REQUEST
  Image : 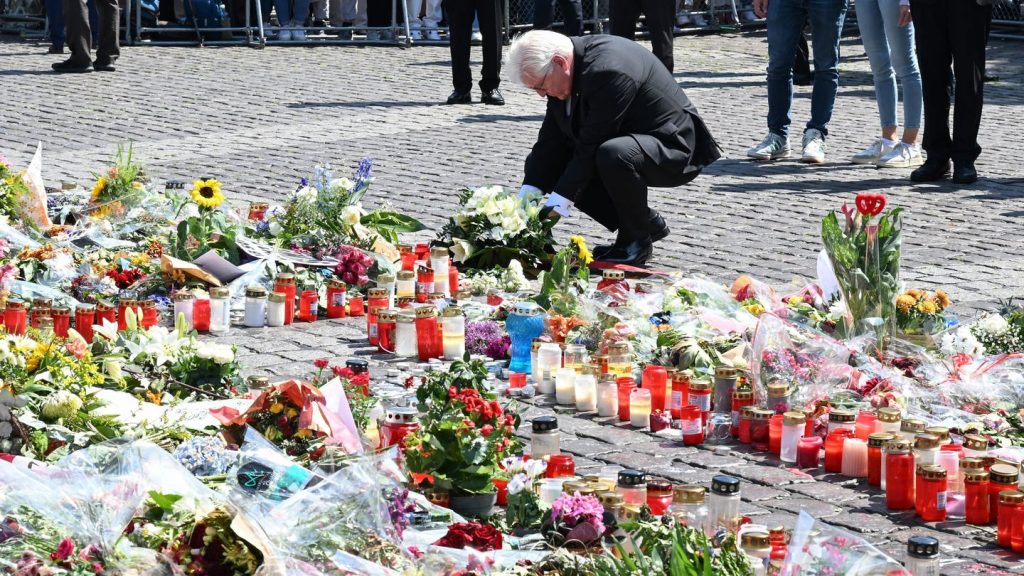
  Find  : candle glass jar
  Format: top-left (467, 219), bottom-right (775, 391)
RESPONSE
top-left (74, 304), bottom-right (95, 342)
top-left (875, 407), bottom-right (902, 435)
top-left (555, 367), bottom-right (577, 406)
top-left (768, 414), bottom-right (784, 455)
top-left (669, 485), bottom-right (710, 536)
top-left (617, 377), bottom-right (635, 422)
top-left (739, 532), bottom-right (772, 576)
top-left (142, 299), bottom-right (158, 329)
top-left (192, 299), bottom-right (211, 332)
top-left (394, 311), bottom-right (418, 357)
top-left (564, 344), bottom-right (588, 373)
top-left (414, 306), bottom-right (441, 361)
top-left (827, 408), bottom-right (856, 435)
top-left (739, 406), bottom-right (755, 444)
top-left (546, 454), bottom-right (575, 478)
top-left (377, 310), bottom-right (397, 353)
top-left (731, 389), bottom-right (754, 437)
top-left (797, 436), bottom-right (823, 468)
top-left (267, 292), bottom-right (286, 327)
top-left (841, 438), bottom-right (869, 478)
top-left (531, 416), bottom-right (560, 458)
top-left (914, 433), bottom-right (941, 466)
top-left (709, 475), bottom-right (741, 533)
top-left (606, 342), bottom-right (632, 378)
top-left (209, 287), bottom-right (231, 333)
top-left (415, 266), bottom-right (434, 303)
top-left (989, 465), bottom-right (1020, 524)
top-left (397, 244), bottom-right (415, 271)
top-left (629, 388), bottom-right (652, 428)
top-left (997, 491), bottom-right (1023, 547)
top-left (396, 270), bottom-right (416, 300)
top-left (244, 286), bottom-right (268, 328)
top-left (326, 279), bottom-right (347, 318)
top-left (575, 374), bottom-right (597, 412)
top-left (688, 378), bottom-right (712, 425)
top-left (616, 470), bottom-right (647, 507)
top-left (712, 365), bottom-right (736, 414)
top-left (366, 288), bottom-right (389, 342)
top-left (448, 262), bottom-right (459, 297)
top-left (765, 382), bottom-right (791, 415)
top-left (430, 247), bottom-right (450, 296)
top-left (670, 371), bottom-right (689, 420)
top-left (644, 365), bottom-right (669, 413)
top-left (824, 429), bottom-right (853, 473)
top-left (646, 481), bottom-right (673, 516)
top-left (537, 342), bottom-right (563, 396)
top-left (380, 406), bottom-right (420, 449)
top-left (886, 442), bottom-right (916, 510)
top-left (867, 433), bottom-right (895, 486)
top-left (749, 408), bottom-right (773, 452)
top-left (936, 448), bottom-right (964, 519)
top-left (965, 470), bottom-right (991, 525)
top-left (680, 405), bottom-right (704, 446)
top-left (598, 269), bottom-right (629, 294)
top-left (172, 292), bottom-right (195, 330)
top-left (507, 303), bottom-right (546, 374)
top-left (905, 536), bottom-right (940, 576)
top-left (780, 411), bottom-right (805, 463)
top-left (273, 273), bottom-right (296, 325)
top-left (597, 375), bottom-right (619, 417)
top-left (96, 300), bottom-right (116, 326)
top-left (854, 411), bottom-right (877, 441)
top-left (441, 306), bottom-right (466, 360)
top-left (51, 306), bottom-right (71, 338)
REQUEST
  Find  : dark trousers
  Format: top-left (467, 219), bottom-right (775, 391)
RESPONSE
top-left (64, 0), bottom-right (118, 65)
top-left (576, 134), bottom-right (697, 239)
top-left (910, 0), bottom-right (991, 163)
top-left (47, 0), bottom-right (97, 48)
top-left (609, 0), bottom-right (675, 73)
top-left (533, 0), bottom-right (583, 36)
top-left (794, 23), bottom-right (810, 78)
top-left (447, 0), bottom-right (502, 93)
top-left (368, 0), bottom-right (392, 27)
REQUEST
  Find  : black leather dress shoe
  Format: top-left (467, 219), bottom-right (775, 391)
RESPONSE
top-left (481, 88), bottom-right (505, 105)
top-left (594, 211), bottom-right (670, 258)
top-left (446, 90), bottom-right (471, 105)
top-left (952, 162), bottom-right (978, 184)
top-left (48, 45), bottom-right (64, 54)
top-left (595, 237), bottom-right (653, 267)
top-left (52, 59), bottom-right (92, 73)
top-left (93, 60), bottom-right (116, 72)
top-left (910, 158), bottom-right (951, 183)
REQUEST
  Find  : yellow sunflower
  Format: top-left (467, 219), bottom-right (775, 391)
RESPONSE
top-left (917, 299), bottom-right (938, 315)
top-left (91, 176), bottom-right (108, 201)
top-left (934, 290), bottom-right (951, 310)
top-left (190, 179), bottom-right (225, 209)
top-left (569, 235), bottom-right (593, 265)
top-left (896, 294), bottom-right (916, 313)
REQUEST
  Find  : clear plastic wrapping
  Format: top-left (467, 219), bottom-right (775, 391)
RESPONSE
top-left (780, 511), bottom-right (906, 575)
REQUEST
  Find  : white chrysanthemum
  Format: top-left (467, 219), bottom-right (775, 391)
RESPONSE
top-left (40, 390), bottom-right (83, 420)
top-left (940, 326), bottom-right (985, 356)
top-left (977, 313), bottom-right (1010, 336)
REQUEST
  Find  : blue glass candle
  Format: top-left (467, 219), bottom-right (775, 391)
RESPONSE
top-left (506, 302), bottom-right (546, 374)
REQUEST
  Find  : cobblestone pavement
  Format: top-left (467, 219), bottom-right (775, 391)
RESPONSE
top-left (2, 30), bottom-right (1023, 573)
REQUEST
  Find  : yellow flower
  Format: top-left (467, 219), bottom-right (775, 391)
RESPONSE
top-left (295, 428), bottom-right (313, 439)
top-left (917, 300), bottom-right (938, 315)
top-left (744, 303), bottom-right (766, 316)
top-left (569, 235), bottom-right (593, 265)
top-left (269, 402), bottom-right (284, 414)
top-left (906, 289), bottom-right (924, 300)
top-left (130, 253), bottom-right (151, 266)
top-left (91, 176), bottom-right (107, 201)
top-left (190, 179), bottom-right (225, 210)
top-left (934, 290), bottom-right (950, 310)
top-left (285, 408), bottom-right (299, 418)
top-left (896, 294), bottom-right (916, 313)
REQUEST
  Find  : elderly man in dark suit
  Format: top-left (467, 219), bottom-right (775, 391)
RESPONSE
top-left (507, 31), bottom-right (720, 266)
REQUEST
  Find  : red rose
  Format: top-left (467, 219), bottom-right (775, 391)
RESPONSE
top-left (481, 424), bottom-right (494, 437)
top-left (470, 523), bottom-right (502, 551)
top-left (448, 386), bottom-right (458, 399)
top-left (51, 537), bottom-right (75, 562)
top-left (462, 419), bottom-right (475, 428)
top-left (313, 359), bottom-right (329, 370)
top-left (331, 365), bottom-right (347, 377)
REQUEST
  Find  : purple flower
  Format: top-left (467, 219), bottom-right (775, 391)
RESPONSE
top-left (352, 157), bottom-right (373, 192)
top-left (484, 335), bottom-right (511, 360)
top-left (300, 177), bottom-right (309, 187)
top-left (465, 321), bottom-right (505, 356)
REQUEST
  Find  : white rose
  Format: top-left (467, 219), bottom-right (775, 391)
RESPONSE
top-left (212, 346), bottom-right (235, 365)
top-left (268, 221), bottom-right (283, 237)
top-left (331, 177), bottom-right (355, 191)
top-left (341, 205), bottom-right (363, 226)
top-left (977, 314), bottom-right (1009, 335)
top-left (450, 238), bottom-right (474, 263)
top-left (295, 186), bottom-right (317, 202)
top-left (196, 346), bottom-right (214, 360)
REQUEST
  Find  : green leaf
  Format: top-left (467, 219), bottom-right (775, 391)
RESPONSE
top-left (361, 211), bottom-right (427, 234)
top-left (147, 491), bottom-right (182, 512)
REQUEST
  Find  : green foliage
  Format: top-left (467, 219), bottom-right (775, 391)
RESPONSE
top-left (169, 208), bottom-right (240, 264)
top-left (534, 237), bottom-right (591, 316)
top-left (591, 521), bottom-right (753, 576)
top-left (360, 211), bottom-right (427, 244)
top-left (415, 359), bottom-right (495, 406)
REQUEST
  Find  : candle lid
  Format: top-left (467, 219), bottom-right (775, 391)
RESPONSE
top-left (141, 299), bottom-right (156, 309)
top-left (672, 485), bottom-right (705, 504)
top-left (715, 366), bottom-right (737, 379)
top-left (993, 457), bottom-right (1020, 470)
top-left (6, 299), bottom-right (24, 310)
top-left (377, 309), bottom-right (397, 322)
top-left (268, 292), bottom-right (287, 303)
top-left (688, 379), bottom-right (711, 393)
top-left (750, 407), bottom-right (774, 420)
top-left (918, 465), bottom-right (946, 481)
top-left (647, 481), bottom-right (672, 495)
top-left (828, 408), bottom-right (855, 423)
top-left (367, 288), bottom-right (388, 299)
top-left (430, 246), bottom-right (449, 259)
top-left (512, 302), bottom-right (543, 317)
top-left (396, 244), bottom-right (412, 254)
top-left (581, 364), bottom-right (601, 377)
top-left (733, 389), bottom-right (753, 401)
top-left (740, 532), bottom-right (771, 550)
top-left (245, 285), bottom-right (267, 298)
top-left (37, 317), bottom-right (54, 329)
top-left (32, 297), bottom-right (52, 307)
top-left (876, 407), bottom-right (902, 423)
top-left (51, 306), bottom-right (70, 317)
top-left (607, 342), bottom-right (629, 354)
top-left (740, 406), bottom-right (756, 419)
top-left (906, 536), bottom-right (939, 559)
top-left (766, 382), bottom-right (790, 397)
top-left (561, 480), bottom-right (588, 494)
top-left (97, 300), bottom-right (115, 311)
top-left (914, 433), bottom-right (941, 450)
top-left (617, 469), bottom-right (645, 486)
top-left (532, 415), bottom-right (558, 433)
top-left (924, 426), bottom-right (950, 442)
top-left (783, 411), bottom-right (805, 426)
top-left (961, 457), bottom-right (986, 471)
top-left (598, 492), bottom-right (624, 506)
top-left (210, 287), bottom-right (230, 299)
top-left (887, 440), bottom-right (913, 454)
top-left (172, 292), bottom-right (195, 302)
top-left (901, 418), bottom-right (926, 433)
top-left (798, 435), bottom-right (823, 446)
top-left (414, 306), bottom-right (437, 319)
top-left (998, 490), bottom-right (1024, 505)
top-left (274, 273), bottom-right (295, 284)
top-left (602, 269), bottom-right (625, 280)
top-left (963, 434), bottom-right (989, 451)
top-left (394, 270), bottom-right (415, 282)
top-left (964, 469), bottom-right (989, 483)
top-left (247, 375), bottom-right (270, 389)
top-left (385, 405), bottom-right (418, 424)
top-left (454, 290), bottom-right (472, 300)
top-left (672, 371), bottom-right (689, 383)
top-left (621, 506), bottom-right (642, 522)
top-left (327, 278), bottom-right (346, 289)
top-left (76, 303), bottom-right (96, 313)
top-left (249, 201), bottom-right (269, 209)
top-left (989, 464), bottom-right (1019, 484)
top-left (867, 432), bottom-right (896, 448)
top-left (441, 306), bottom-right (464, 318)
top-left (416, 265), bottom-right (433, 276)
top-left (711, 474), bottom-right (740, 495)
top-left (395, 311), bottom-right (415, 323)
top-left (375, 273), bottom-right (394, 285)
top-left (345, 359), bottom-right (368, 373)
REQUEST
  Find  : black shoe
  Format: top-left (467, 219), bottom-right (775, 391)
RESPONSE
top-left (595, 237), bottom-right (653, 267)
top-left (983, 74), bottom-right (999, 83)
top-left (952, 162), bottom-right (978, 184)
top-left (481, 88), bottom-right (504, 105)
top-left (93, 60), bottom-right (116, 72)
top-left (446, 90), bottom-right (471, 105)
top-left (793, 73), bottom-right (813, 86)
top-left (910, 158), bottom-right (951, 182)
top-left (594, 211), bottom-right (670, 257)
top-left (52, 59), bottom-right (92, 73)
top-left (48, 45), bottom-right (64, 54)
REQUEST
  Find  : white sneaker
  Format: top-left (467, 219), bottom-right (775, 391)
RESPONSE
top-left (409, 28), bottom-right (422, 40)
top-left (278, 28), bottom-right (292, 41)
top-left (676, 14), bottom-right (691, 26)
top-left (801, 128), bottom-right (826, 163)
top-left (471, 30), bottom-right (483, 42)
top-left (292, 28), bottom-right (306, 41)
top-left (691, 14), bottom-right (708, 27)
top-left (876, 142), bottom-right (925, 168)
top-left (426, 28), bottom-right (440, 41)
top-left (747, 132), bottom-right (791, 161)
top-left (851, 138), bottom-right (893, 165)
top-left (366, 30), bottom-right (380, 41)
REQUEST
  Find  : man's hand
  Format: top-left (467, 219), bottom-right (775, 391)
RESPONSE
top-left (539, 206), bottom-right (562, 222)
top-left (898, 6), bottom-right (912, 26)
top-left (754, 0), bottom-right (769, 19)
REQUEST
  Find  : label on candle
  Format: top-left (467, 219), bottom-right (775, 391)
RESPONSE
top-left (688, 394), bottom-right (710, 412)
top-left (671, 391), bottom-right (683, 411)
top-left (417, 281), bottom-right (434, 294)
top-left (331, 292), bottom-right (346, 307)
top-left (681, 419), bottom-right (702, 435)
top-left (731, 410), bottom-right (740, 427)
top-left (369, 324), bottom-right (378, 338)
top-left (936, 491), bottom-right (946, 511)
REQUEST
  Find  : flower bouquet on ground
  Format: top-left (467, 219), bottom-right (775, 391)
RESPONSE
top-left (821, 192), bottom-right (902, 346)
top-left (166, 178), bottom-right (241, 264)
top-left (969, 298), bottom-right (1024, 354)
top-left (432, 521), bottom-right (503, 552)
top-left (499, 457), bottom-right (546, 531)
top-left (0, 155), bottom-right (40, 232)
top-left (534, 235), bottom-right (592, 318)
top-left (540, 493), bottom-right (608, 549)
top-left (592, 516), bottom-right (752, 574)
top-left (437, 186), bottom-right (555, 277)
top-left (87, 143), bottom-right (148, 221)
top-left (894, 288), bottom-right (951, 347)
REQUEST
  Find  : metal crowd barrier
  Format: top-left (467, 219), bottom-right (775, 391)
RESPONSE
top-left (0, 0), bottom-right (45, 36)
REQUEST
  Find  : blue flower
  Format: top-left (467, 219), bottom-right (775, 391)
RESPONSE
top-left (300, 177), bottom-right (309, 187)
top-left (352, 157), bottom-right (373, 192)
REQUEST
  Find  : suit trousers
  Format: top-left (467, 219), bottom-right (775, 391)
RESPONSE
top-left (64, 0), bottom-right (118, 66)
top-left (533, 0), bottom-right (583, 36)
top-left (576, 135), bottom-right (697, 239)
top-left (447, 0), bottom-right (502, 93)
top-left (609, 0), bottom-right (675, 72)
top-left (909, 0), bottom-right (990, 163)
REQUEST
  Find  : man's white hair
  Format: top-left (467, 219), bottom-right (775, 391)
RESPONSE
top-left (505, 30), bottom-right (574, 86)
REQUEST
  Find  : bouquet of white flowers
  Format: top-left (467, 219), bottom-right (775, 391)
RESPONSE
top-left (437, 186), bottom-right (555, 277)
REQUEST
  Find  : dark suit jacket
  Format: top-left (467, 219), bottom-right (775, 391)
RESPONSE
top-left (523, 35), bottom-right (721, 202)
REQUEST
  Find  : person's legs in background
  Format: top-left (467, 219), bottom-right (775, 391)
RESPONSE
top-left (641, 0), bottom-right (675, 72)
top-left (477, 0), bottom-right (504, 102)
top-left (609, 0), bottom-right (641, 40)
top-left (273, 0), bottom-right (294, 39)
top-left (92, 0), bottom-right (118, 67)
top-left (423, 0), bottom-right (442, 39)
top-left (45, 0), bottom-right (66, 52)
top-left (446, 0), bottom-right (474, 101)
top-left (406, 0), bottom-right (423, 38)
top-left (366, 0), bottom-right (394, 40)
top-left (948, 0), bottom-right (990, 182)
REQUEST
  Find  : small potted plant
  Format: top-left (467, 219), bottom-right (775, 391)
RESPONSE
top-left (541, 492), bottom-right (609, 550)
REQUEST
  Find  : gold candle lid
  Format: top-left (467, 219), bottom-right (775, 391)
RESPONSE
top-left (961, 457), bottom-right (986, 471)
top-left (876, 407), bottom-right (902, 423)
top-left (603, 269), bottom-right (626, 280)
top-left (598, 492), bottom-right (624, 506)
top-left (740, 531), bottom-right (772, 550)
top-left (397, 270), bottom-right (415, 281)
top-left (828, 409), bottom-right (856, 423)
top-left (715, 366), bottom-right (737, 379)
top-left (867, 432), bottom-right (896, 448)
top-left (783, 411), bottom-right (806, 427)
top-left (924, 426), bottom-right (950, 443)
top-left (964, 470), bottom-right (989, 483)
top-left (914, 434), bottom-right (941, 450)
top-left (367, 288), bottom-right (388, 299)
top-left (901, 418), bottom-right (927, 434)
top-left (998, 490), bottom-right (1024, 505)
top-left (918, 465), bottom-right (947, 481)
top-left (963, 434), bottom-right (989, 452)
top-left (414, 306), bottom-right (437, 319)
top-left (989, 464), bottom-right (1020, 485)
top-left (766, 382), bottom-right (790, 397)
top-left (672, 484), bottom-right (705, 504)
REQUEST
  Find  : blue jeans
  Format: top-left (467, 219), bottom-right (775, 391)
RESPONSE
top-left (46, 0), bottom-right (97, 48)
top-left (766, 0), bottom-right (848, 138)
top-left (274, 0), bottom-right (310, 25)
top-left (856, 0), bottom-right (922, 130)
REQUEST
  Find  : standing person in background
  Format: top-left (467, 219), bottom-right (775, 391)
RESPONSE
top-left (332, 0), bottom-right (366, 40)
top-left (407, 0), bottom-right (442, 40)
top-left (366, 0), bottom-right (394, 40)
top-left (274, 0), bottom-right (311, 40)
top-left (609, 0), bottom-right (676, 72)
top-left (534, 0), bottom-right (583, 36)
top-left (908, 0), bottom-right (992, 184)
top-left (52, 0), bottom-right (117, 72)
top-left (445, 0), bottom-right (504, 105)
top-left (849, 0), bottom-right (923, 168)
